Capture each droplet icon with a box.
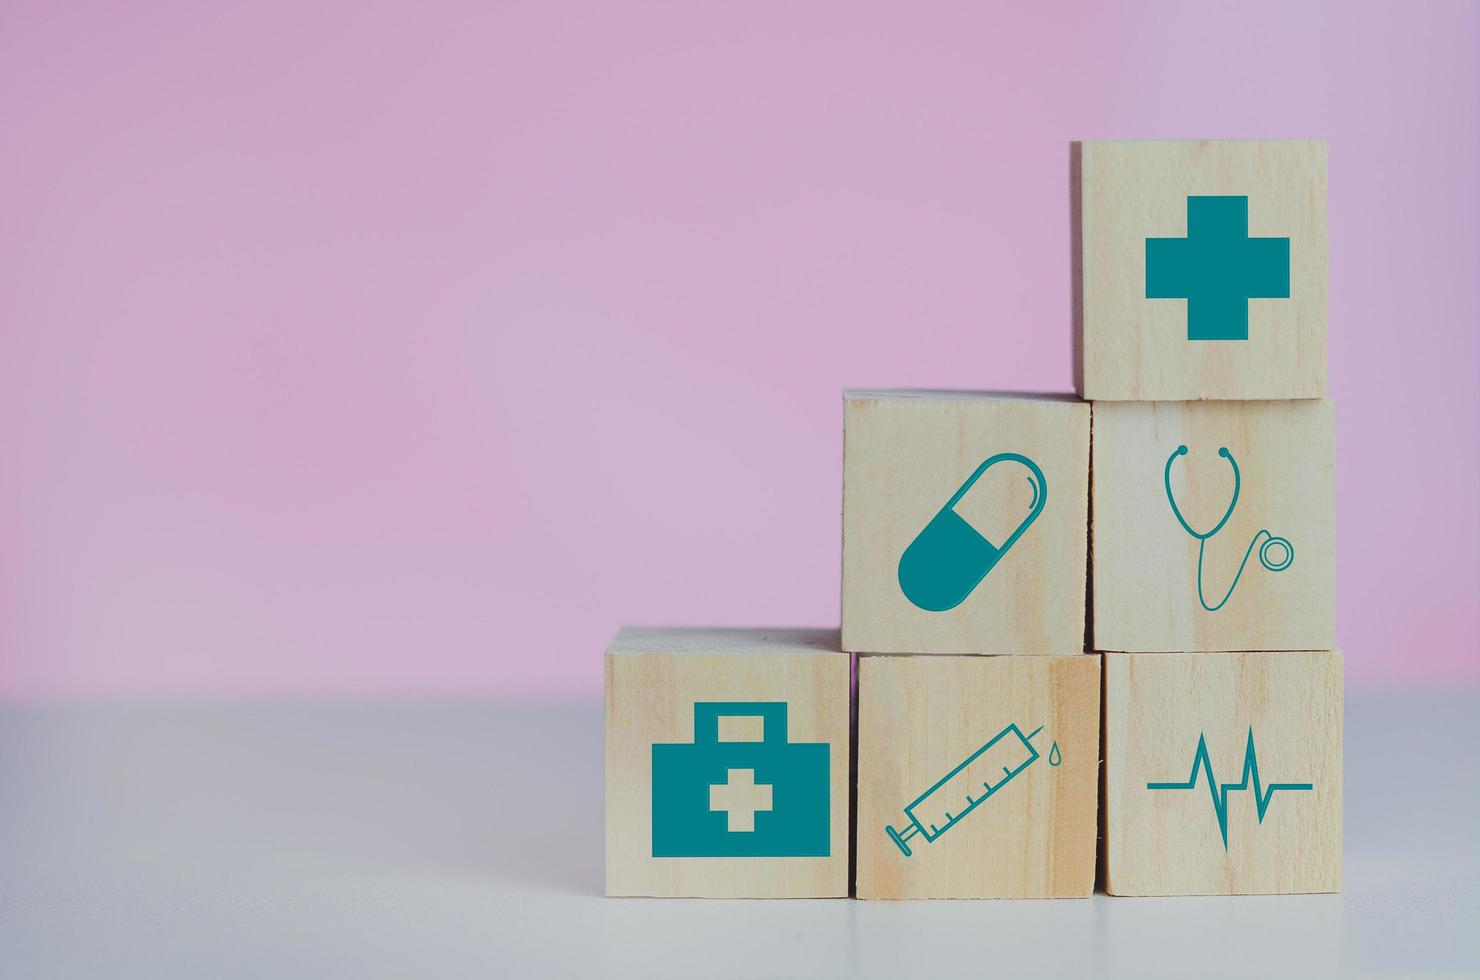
[1048,741,1062,767]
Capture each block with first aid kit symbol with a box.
[604,627,849,898]
[1073,139,1327,401]
[842,390,1091,656]
[1091,399,1335,653]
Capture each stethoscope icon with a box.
[1164,445,1293,612]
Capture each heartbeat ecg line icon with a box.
[1146,727,1313,850]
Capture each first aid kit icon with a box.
[651,702,830,858]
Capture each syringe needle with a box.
[1025,725,1044,743]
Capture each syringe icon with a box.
[885,722,1046,857]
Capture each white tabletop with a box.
[1,692,1475,978]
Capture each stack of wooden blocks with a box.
[606,139,1341,901]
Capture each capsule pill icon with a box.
[896,452,1047,612]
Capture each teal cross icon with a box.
[1146,196,1290,341]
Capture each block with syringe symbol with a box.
[842,390,1090,655]
[856,653,1100,899]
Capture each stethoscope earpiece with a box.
[1164,445,1241,542]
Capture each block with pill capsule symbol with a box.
[842,390,1090,656]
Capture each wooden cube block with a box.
[855,654,1100,899]
[1092,399,1334,653]
[604,627,850,897]
[1073,139,1327,400]
[1103,650,1343,895]
[842,391,1090,655]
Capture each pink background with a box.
[3,1,1476,699]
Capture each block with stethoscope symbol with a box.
[603,627,849,898]
[1091,399,1335,654]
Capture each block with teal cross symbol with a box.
[1145,196,1290,341]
